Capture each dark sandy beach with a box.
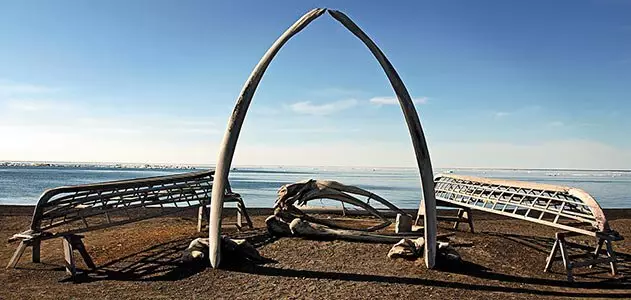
[1,206,630,299]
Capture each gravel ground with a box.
[1,211,630,299]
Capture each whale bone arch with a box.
[208,8,438,269]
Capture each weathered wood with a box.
[289,219,422,243]
[544,239,560,272]
[395,213,413,233]
[197,206,204,232]
[209,8,437,268]
[605,239,618,275]
[6,240,28,269]
[62,236,76,276]
[196,197,253,232]
[558,236,572,282]
[312,180,408,215]
[275,180,398,232]
[31,240,40,263]
[8,170,249,274]
[545,232,620,281]
[452,208,475,233]
[434,174,613,235]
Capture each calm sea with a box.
[0,166,629,209]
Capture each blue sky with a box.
[1,0,630,168]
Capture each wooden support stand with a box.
[61,234,96,277]
[452,208,475,233]
[7,234,95,279]
[198,198,253,232]
[544,231,619,282]
[426,206,474,233]
[6,239,41,269]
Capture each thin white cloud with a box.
[369,96,428,106]
[4,99,76,112]
[494,111,510,118]
[0,80,58,95]
[289,99,358,116]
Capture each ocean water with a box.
[0,166,629,209]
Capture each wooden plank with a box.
[62,237,76,276]
[6,240,28,269]
[31,240,40,263]
[605,239,618,275]
[558,236,573,282]
[197,206,204,232]
[544,239,560,272]
[395,213,412,233]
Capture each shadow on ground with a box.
[485,231,631,280]
[66,229,278,283]
[41,228,630,298]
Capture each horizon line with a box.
[1,160,630,172]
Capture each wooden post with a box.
[590,238,605,268]
[466,209,475,233]
[62,236,76,276]
[395,213,413,233]
[6,240,28,269]
[208,8,437,269]
[31,240,40,263]
[544,238,559,273]
[558,235,573,282]
[197,206,204,232]
[605,239,618,275]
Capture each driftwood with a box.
[208,7,437,269]
[274,179,407,232]
[288,219,423,244]
[267,217,453,244]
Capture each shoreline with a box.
[1,161,630,172]
[4,204,631,220]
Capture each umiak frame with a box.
[6,170,251,277]
[433,174,623,281]
[208,8,438,269]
